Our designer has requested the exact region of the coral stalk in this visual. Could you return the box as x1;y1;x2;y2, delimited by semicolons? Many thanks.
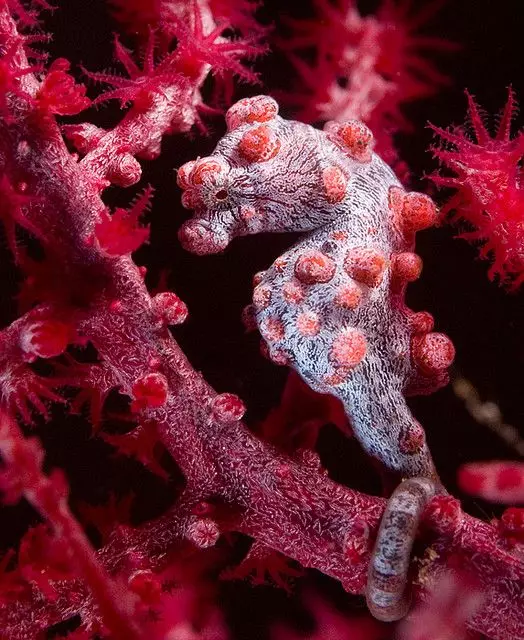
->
0;413;143;638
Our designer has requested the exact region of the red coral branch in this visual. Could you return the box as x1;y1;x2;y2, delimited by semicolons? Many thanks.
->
0;412;143;638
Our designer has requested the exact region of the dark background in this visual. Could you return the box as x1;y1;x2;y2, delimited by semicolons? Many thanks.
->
0;1;523;638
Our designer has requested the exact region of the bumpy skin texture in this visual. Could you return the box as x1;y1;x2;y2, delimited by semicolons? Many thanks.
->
178;95;455;480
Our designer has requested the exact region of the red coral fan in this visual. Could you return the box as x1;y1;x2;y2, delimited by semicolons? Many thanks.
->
6;0;52;27
0;1;523;639
109;0;264;41
161;0;264;85
431;91;524;289
106;0;265;87
0;413;143;638
275;0;455;172
83;4;265;132
108;0;163;36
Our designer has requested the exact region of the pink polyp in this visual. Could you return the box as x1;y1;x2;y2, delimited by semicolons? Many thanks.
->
391;252;423;288
238;124;281;162
322;165;348;203
190;157;228;185
411;332;455;375
294;251;336;284
343;247;387;288
329;328;367;369
226;94;279;131
326;120;374;162
398;192;439;234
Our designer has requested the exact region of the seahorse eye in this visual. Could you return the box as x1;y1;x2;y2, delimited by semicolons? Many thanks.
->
215;189;228;201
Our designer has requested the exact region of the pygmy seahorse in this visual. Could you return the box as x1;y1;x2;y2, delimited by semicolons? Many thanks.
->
177;94;455;483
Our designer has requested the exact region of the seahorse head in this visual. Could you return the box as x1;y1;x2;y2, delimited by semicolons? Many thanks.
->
177;95;353;254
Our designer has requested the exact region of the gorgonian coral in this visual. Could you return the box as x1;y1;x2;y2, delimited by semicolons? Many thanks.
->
0;1;522;639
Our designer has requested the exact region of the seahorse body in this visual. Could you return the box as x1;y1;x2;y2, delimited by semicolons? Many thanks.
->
177;95;455;481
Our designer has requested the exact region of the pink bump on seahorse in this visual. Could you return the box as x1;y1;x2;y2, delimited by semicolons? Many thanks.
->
177;94;455;482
